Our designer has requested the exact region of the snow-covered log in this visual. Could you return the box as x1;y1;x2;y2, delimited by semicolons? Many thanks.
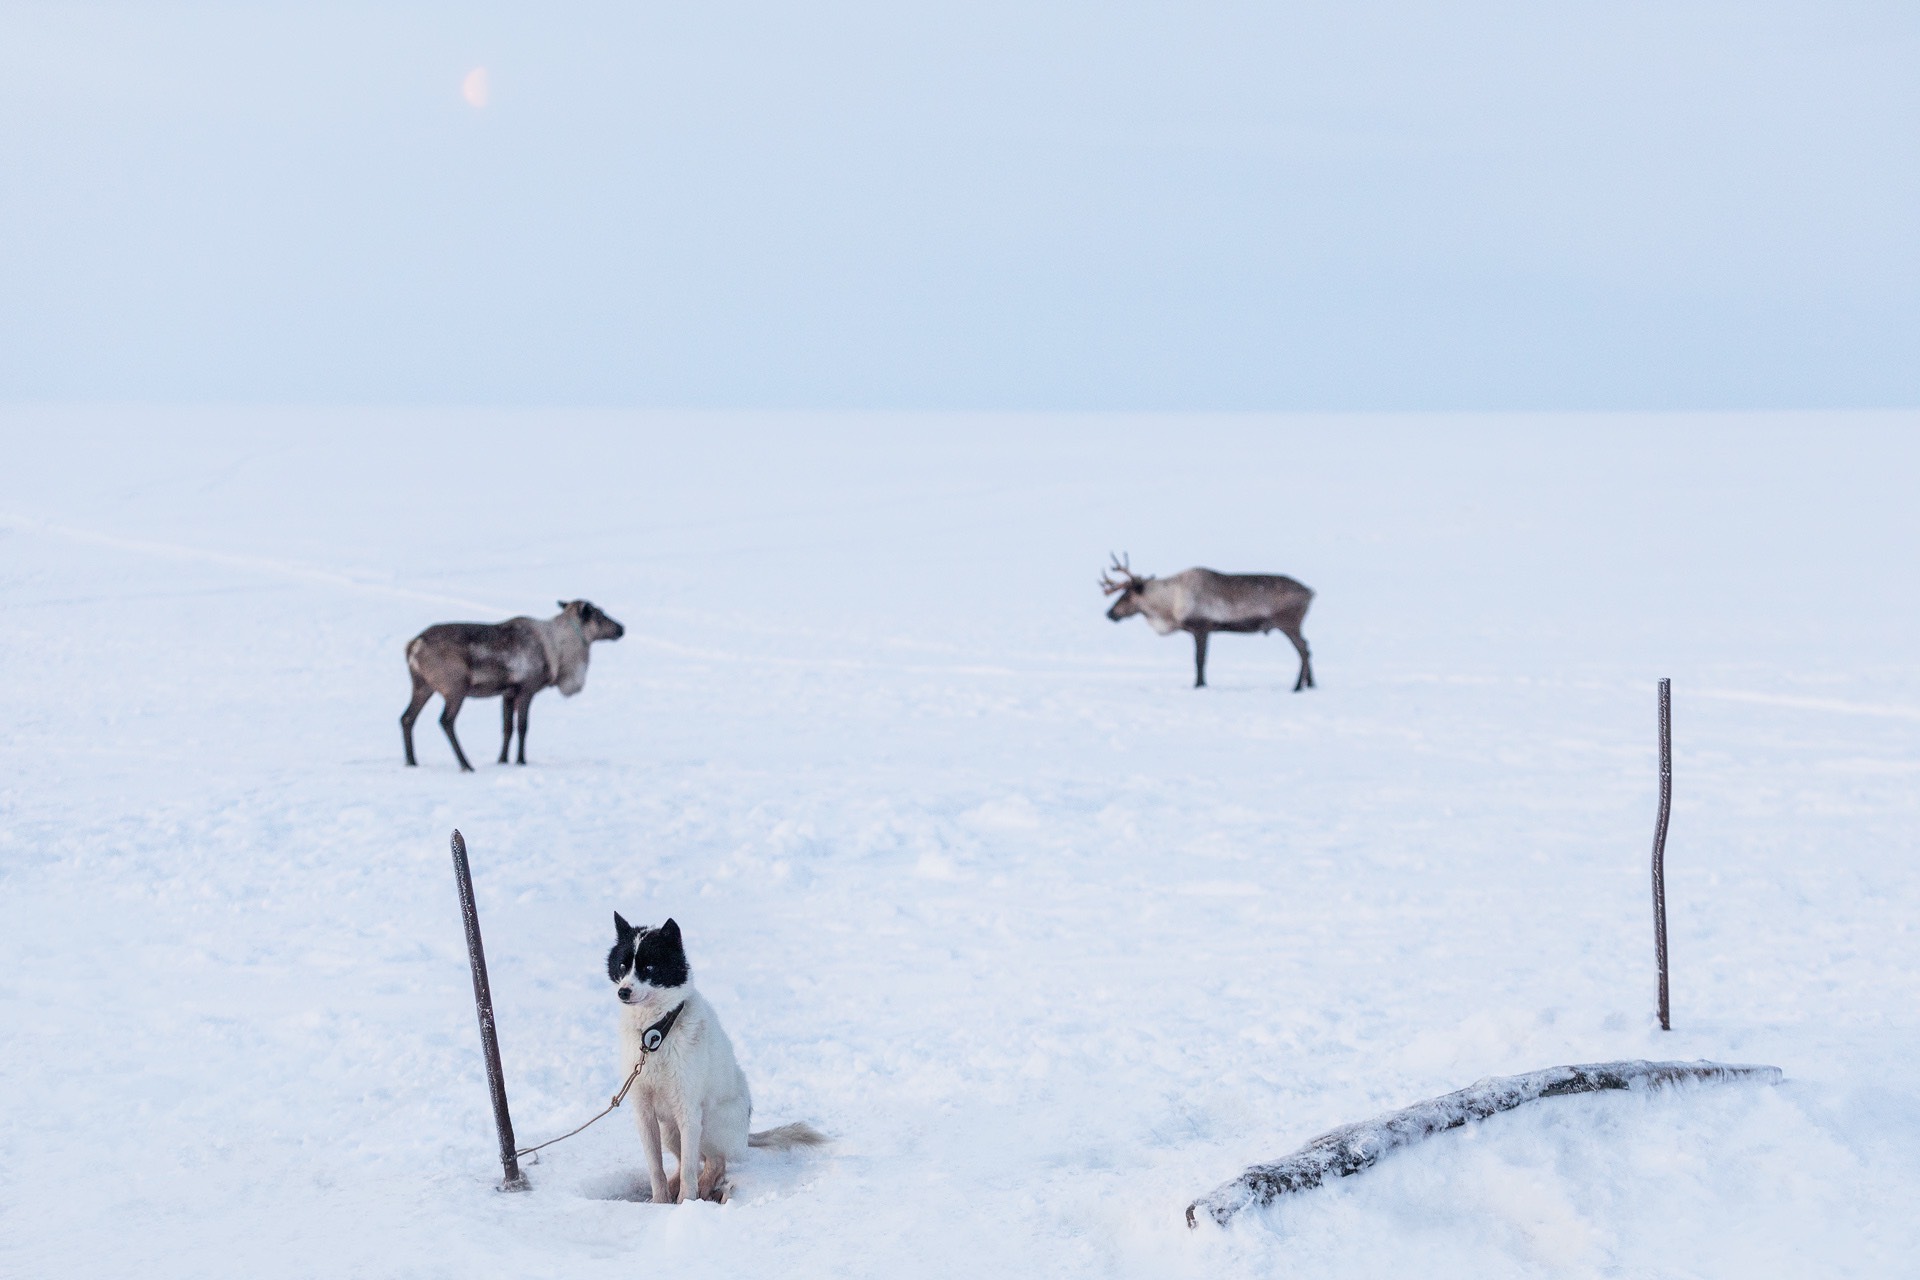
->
1187;1059;1782;1228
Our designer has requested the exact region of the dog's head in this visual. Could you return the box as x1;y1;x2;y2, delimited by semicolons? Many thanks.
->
608;913;689;1007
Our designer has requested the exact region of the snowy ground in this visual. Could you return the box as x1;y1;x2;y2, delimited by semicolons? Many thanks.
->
2;411;1918;1278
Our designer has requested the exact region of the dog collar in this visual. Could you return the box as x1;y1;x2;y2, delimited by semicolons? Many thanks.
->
641;1001;685;1053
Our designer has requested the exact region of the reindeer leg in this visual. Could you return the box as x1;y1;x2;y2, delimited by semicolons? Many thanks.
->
439;687;475;772
497;688;516;764
401;675;431;766
514;688;533;765
1193;630;1209;688
1284;627;1313;692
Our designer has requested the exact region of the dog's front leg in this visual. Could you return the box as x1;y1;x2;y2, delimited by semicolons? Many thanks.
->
636;1098;672;1204
675;1109;703;1206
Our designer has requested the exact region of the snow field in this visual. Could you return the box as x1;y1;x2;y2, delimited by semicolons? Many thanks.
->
2;411;1918;1278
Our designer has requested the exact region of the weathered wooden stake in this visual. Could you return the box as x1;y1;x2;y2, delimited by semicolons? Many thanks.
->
1652;678;1672;1031
451;828;530;1191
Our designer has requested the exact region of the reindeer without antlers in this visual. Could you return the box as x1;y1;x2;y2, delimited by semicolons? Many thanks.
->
401;599;625;771
1102;553;1315;690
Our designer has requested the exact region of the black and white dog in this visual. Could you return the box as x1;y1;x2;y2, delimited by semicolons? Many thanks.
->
608;914;825;1203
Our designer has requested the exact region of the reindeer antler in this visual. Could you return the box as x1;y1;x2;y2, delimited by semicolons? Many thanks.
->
1100;551;1138;596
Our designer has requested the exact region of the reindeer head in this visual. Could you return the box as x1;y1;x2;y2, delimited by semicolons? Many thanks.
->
559;599;626;642
1100;553;1151;621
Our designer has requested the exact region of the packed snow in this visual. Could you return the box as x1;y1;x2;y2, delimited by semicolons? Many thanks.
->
3;411;1918;1278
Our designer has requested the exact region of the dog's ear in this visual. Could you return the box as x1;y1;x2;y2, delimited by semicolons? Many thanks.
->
658;917;681;945
614;911;633;938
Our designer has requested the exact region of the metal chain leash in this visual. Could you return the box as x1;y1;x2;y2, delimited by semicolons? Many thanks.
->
511;1002;684;1160
513;1058;647;1161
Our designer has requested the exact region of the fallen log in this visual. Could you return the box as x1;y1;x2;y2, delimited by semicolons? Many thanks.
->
1186;1059;1782;1229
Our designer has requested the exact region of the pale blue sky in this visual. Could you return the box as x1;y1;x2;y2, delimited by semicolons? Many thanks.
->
2;2;1914;409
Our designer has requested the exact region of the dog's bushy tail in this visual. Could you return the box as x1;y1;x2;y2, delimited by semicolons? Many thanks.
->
748;1122;830;1150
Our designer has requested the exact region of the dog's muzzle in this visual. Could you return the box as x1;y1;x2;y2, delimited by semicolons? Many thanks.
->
617;986;633;1002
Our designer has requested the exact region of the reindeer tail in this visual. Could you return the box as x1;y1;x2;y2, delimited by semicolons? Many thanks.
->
748;1122;830;1150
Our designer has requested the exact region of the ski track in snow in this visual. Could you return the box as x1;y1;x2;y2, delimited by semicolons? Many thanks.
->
2;411;1919;1279
1695;688;1920;723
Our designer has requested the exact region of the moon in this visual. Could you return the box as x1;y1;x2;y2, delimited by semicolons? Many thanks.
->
462;66;489;109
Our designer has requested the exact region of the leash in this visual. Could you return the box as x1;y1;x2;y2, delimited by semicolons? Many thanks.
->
513;1002;685;1161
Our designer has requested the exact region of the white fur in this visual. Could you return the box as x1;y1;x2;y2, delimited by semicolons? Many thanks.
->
617;984;753;1204
532;614;591;696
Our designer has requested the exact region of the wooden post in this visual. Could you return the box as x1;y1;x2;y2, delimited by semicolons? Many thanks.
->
451;828;530;1191
1651;679;1672;1031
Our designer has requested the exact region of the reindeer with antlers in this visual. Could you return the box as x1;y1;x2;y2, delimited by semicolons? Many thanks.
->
1101;554;1315;690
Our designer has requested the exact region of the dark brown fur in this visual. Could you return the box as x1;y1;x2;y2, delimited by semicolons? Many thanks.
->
401;599;624;771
